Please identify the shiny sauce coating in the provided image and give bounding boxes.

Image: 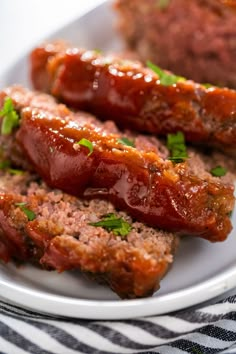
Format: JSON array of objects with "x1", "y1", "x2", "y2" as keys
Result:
[
  {"x1": 14, "y1": 103, "x2": 234, "y2": 242},
  {"x1": 31, "y1": 44, "x2": 236, "y2": 155}
]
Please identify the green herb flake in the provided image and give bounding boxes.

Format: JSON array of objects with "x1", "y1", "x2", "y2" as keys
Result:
[
  {"x1": 0, "y1": 160, "x2": 24, "y2": 175},
  {"x1": 147, "y1": 60, "x2": 186, "y2": 86},
  {"x1": 93, "y1": 48, "x2": 102, "y2": 54},
  {"x1": 90, "y1": 213, "x2": 132, "y2": 237},
  {"x1": 8, "y1": 168, "x2": 24, "y2": 175},
  {"x1": 210, "y1": 165, "x2": 227, "y2": 177},
  {"x1": 76, "y1": 138, "x2": 94, "y2": 156},
  {"x1": 0, "y1": 160, "x2": 11, "y2": 169},
  {"x1": 0, "y1": 97, "x2": 20, "y2": 135},
  {"x1": 202, "y1": 83, "x2": 213, "y2": 89},
  {"x1": 15, "y1": 202, "x2": 36, "y2": 221},
  {"x1": 157, "y1": 0, "x2": 170, "y2": 9},
  {"x1": 167, "y1": 131, "x2": 188, "y2": 163},
  {"x1": 117, "y1": 137, "x2": 135, "y2": 147}
]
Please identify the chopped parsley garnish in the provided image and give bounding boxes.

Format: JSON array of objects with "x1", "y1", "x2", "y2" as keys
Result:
[
  {"x1": 7, "y1": 168, "x2": 24, "y2": 175},
  {"x1": 90, "y1": 213, "x2": 132, "y2": 237},
  {"x1": 157, "y1": 0, "x2": 170, "y2": 9},
  {"x1": 210, "y1": 165, "x2": 227, "y2": 177},
  {"x1": 94, "y1": 48, "x2": 102, "y2": 54},
  {"x1": 117, "y1": 137, "x2": 135, "y2": 147},
  {"x1": 76, "y1": 138, "x2": 94, "y2": 156},
  {"x1": 0, "y1": 160, "x2": 10, "y2": 169},
  {"x1": 147, "y1": 60, "x2": 186, "y2": 86},
  {"x1": 15, "y1": 202, "x2": 36, "y2": 221},
  {"x1": 0, "y1": 97, "x2": 19, "y2": 135},
  {"x1": 202, "y1": 83, "x2": 213, "y2": 89},
  {"x1": 167, "y1": 132, "x2": 188, "y2": 163},
  {"x1": 0, "y1": 160, "x2": 24, "y2": 175}
]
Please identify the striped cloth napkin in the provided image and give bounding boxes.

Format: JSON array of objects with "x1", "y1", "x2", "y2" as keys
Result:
[{"x1": 1, "y1": 296, "x2": 236, "y2": 354}]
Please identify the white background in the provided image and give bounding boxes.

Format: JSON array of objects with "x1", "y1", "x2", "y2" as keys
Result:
[{"x1": 0, "y1": 0, "x2": 104, "y2": 73}]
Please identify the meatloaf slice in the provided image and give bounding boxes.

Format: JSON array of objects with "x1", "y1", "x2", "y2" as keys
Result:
[
  {"x1": 0, "y1": 169, "x2": 177, "y2": 299},
  {"x1": 0, "y1": 85, "x2": 235, "y2": 242},
  {"x1": 30, "y1": 42, "x2": 236, "y2": 155},
  {"x1": 114, "y1": 0, "x2": 236, "y2": 89}
]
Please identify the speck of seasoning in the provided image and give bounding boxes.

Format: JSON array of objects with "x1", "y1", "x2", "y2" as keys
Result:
[{"x1": 157, "y1": 0, "x2": 170, "y2": 10}]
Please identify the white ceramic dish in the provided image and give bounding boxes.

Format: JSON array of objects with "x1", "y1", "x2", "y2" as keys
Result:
[{"x1": 0, "y1": 0, "x2": 236, "y2": 320}]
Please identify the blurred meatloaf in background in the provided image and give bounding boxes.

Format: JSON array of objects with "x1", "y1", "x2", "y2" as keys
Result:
[{"x1": 114, "y1": 0, "x2": 236, "y2": 88}]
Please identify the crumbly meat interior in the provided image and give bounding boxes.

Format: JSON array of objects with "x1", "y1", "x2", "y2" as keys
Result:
[{"x1": 0, "y1": 170, "x2": 178, "y2": 299}]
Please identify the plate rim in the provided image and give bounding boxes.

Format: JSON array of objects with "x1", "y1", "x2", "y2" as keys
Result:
[
  {"x1": 1, "y1": 264, "x2": 236, "y2": 319},
  {"x1": 0, "y1": 0, "x2": 236, "y2": 320}
]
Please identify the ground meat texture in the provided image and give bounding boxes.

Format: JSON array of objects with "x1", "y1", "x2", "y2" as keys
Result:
[
  {"x1": 114, "y1": 0, "x2": 236, "y2": 89},
  {"x1": 0, "y1": 169, "x2": 178, "y2": 299},
  {"x1": 30, "y1": 43, "x2": 236, "y2": 156},
  {"x1": 0, "y1": 86, "x2": 234, "y2": 242}
]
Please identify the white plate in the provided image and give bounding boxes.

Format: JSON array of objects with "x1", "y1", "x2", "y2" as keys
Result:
[{"x1": 0, "y1": 0, "x2": 236, "y2": 320}]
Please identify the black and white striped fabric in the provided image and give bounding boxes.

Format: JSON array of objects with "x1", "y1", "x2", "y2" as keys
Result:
[{"x1": 1, "y1": 296, "x2": 236, "y2": 354}]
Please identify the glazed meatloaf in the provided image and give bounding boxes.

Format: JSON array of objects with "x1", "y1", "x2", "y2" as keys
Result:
[
  {"x1": 0, "y1": 169, "x2": 178, "y2": 298},
  {"x1": 30, "y1": 43, "x2": 236, "y2": 155},
  {"x1": 114, "y1": 0, "x2": 236, "y2": 88},
  {"x1": 0, "y1": 86, "x2": 234, "y2": 242}
]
